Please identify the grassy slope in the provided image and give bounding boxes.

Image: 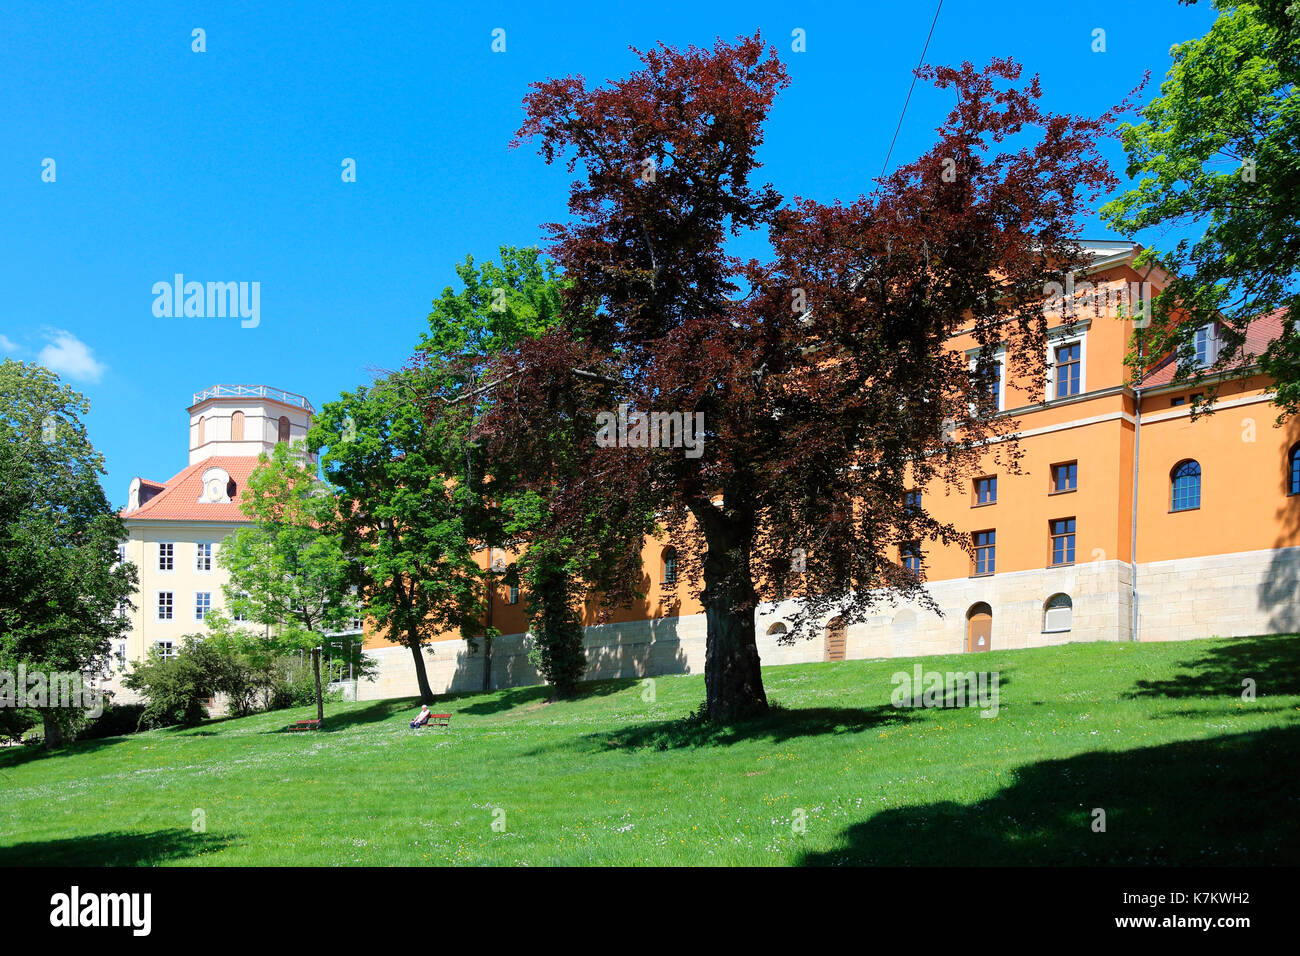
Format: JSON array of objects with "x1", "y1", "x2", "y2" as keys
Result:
[{"x1": 2, "y1": 635, "x2": 1298, "y2": 866}]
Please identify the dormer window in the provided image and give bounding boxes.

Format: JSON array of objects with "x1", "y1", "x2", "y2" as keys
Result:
[
  {"x1": 197, "y1": 467, "x2": 233, "y2": 504},
  {"x1": 1193, "y1": 324, "x2": 1219, "y2": 368}
]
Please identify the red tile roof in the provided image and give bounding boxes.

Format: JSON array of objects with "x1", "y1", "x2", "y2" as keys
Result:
[
  {"x1": 1140, "y1": 308, "x2": 1288, "y2": 389},
  {"x1": 121, "y1": 456, "x2": 262, "y2": 523}
]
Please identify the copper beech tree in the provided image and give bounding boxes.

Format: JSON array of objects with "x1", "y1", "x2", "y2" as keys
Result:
[{"x1": 471, "y1": 36, "x2": 1122, "y2": 721}]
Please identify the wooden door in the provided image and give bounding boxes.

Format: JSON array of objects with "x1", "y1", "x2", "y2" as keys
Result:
[
  {"x1": 966, "y1": 604, "x2": 992, "y2": 653},
  {"x1": 825, "y1": 618, "x2": 847, "y2": 661}
]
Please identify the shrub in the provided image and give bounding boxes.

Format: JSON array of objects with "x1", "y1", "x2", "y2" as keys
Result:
[
  {"x1": 79, "y1": 703, "x2": 148, "y2": 740},
  {"x1": 267, "y1": 656, "x2": 341, "y2": 711},
  {"x1": 123, "y1": 636, "x2": 223, "y2": 728},
  {"x1": 0, "y1": 707, "x2": 38, "y2": 744}
]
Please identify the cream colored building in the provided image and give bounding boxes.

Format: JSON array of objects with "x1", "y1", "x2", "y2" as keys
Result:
[{"x1": 107, "y1": 385, "x2": 355, "y2": 700}]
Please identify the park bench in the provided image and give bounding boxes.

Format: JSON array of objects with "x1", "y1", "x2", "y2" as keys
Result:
[
  {"x1": 287, "y1": 718, "x2": 322, "y2": 731},
  {"x1": 417, "y1": 713, "x2": 451, "y2": 731}
]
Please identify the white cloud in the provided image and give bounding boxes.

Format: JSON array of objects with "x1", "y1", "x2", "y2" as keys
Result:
[
  {"x1": 0, "y1": 333, "x2": 19, "y2": 354},
  {"x1": 38, "y1": 330, "x2": 107, "y2": 383}
]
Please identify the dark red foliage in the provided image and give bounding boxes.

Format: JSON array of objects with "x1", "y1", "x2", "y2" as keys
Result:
[{"x1": 478, "y1": 38, "x2": 1120, "y2": 720}]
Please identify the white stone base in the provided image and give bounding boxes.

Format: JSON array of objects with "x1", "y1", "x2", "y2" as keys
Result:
[
  {"x1": 359, "y1": 559, "x2": 1150, "y2": 700},
  {"x1": 275, "y1": 549, "x2": 1300, "y2": 703},
  {"x1": 1136, "y1": 546, "x2": 1300, "y2": 642}
]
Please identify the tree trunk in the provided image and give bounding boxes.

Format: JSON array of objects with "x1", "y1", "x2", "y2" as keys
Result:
[
  {"x1": 41, "y1": 711, "x2": 65, "y2": 749},
  {"x1": 481, "y1": 634, "x2": 494, "y2": 693},
  {"x1": 312, "y1": 647, "x2": 324, "y2": 724},
  {"x1": 698, "y1": 506, "x2": 768, "y2": 722},
  {"x1": 482, "y1": 573, "x2": 495, "y2": 693},
  {"x1": 407, "y1": 628, "x2": 436, "y2": 704}
]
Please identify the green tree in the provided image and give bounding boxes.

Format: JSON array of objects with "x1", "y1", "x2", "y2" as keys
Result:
[
  {"x1": 414, "y1": 247, "x2": 653, "y2": 697},
  {"x1": 217, "y1": 442, "x2": 359, "y2": 724},
  {"x1": 308, "y1": 370, "x2": 483, "y2": 704},
  {"x1": 0, "y1": 360, "x2": 136, "y2": 747},
  {"x1": 1102, "y1": 1, "x2": 1300, "y2": 414}
]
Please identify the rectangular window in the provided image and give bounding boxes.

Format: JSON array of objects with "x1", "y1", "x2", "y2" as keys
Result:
[
  {"x1": 988, "y1": 360, "x2": 1003, "y2": 411},
  {"x1": 902, "y1": 544, "x2": 922, "y2": 575},
  {"x1": 195, "y1": 592, "x2": 211, "y2": 620},
  {"x1": 157, "y1": 591, "x2": 173, "y2": 620},
  {"x1": 155, "y1": 640, "x2": 176, "y2": 660},
  {"x1": 158, "y1": 542, "x2": 174, "y2": 571},
  {"x1": 904, "y1": 491, "x2": 921, "y2": 515},
  {"x1": 975, "y1": 476, "x2": 997, "y2": 505},
  {"x1": 1170, "y1": 396, "x2": 1186, "y2": 407},
  {"x1": 350, "y1": 617, "x2": 363, "y2": 632},
  {"x1": 508, "y1": 585, "x2": 519, "y2": 605},
  {"x1": 1194, "y1": 325, "x2": 1218, "y2": 367},
  {"x1": 233, "y1": 592, "x2": 248, "y2": 623},
  {"x1": 116, "y1": 544, "x2": 127, "y2": 565},
  {"x1": 1051, "y1": 461, "x2": 1078, "y2": 493},
  {"x1": 971, "y1": 351, "x2": 1004, "y2": 412},
  {"x1": 1050, "y1": 518, "x2": 1077, "y2": 566},
  {"x1": 973, "y1": 530, "x2": 996, "y2": 575},
  {"x1": 196, "y1": 542, "x2": 213, "y2": 572},
  {"x1": 1054, "y1": 342, "x2": 1082, "y2": 398}
]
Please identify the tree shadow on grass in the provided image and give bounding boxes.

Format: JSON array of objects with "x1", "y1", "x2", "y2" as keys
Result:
[
  {"x1": 0, "y1": 829, "x2": 240, "y2": 867},
  {"x1": 1125, "y1": 633, "x2": 1300, "y2": 701},
  {"x1": 0, "y1": 737, "x2": 128, "y2": 773},
  {"x1": 575, "y1": 702, "x2": 916, "y2": 752},
  {"x1": 453, "y1": 677, "x2": 641, "y2": 716},
  {"x1": 453, "y1": 684, "x2": 555, "y2": 716},
  {"x1": 799, "y1": 724, "x2": 1300, "y2": 866},
  {"x1": 265, "y1": 698, "x2": 414, "y2": 734}
]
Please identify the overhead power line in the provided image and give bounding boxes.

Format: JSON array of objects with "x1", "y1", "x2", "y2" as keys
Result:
[{"x1": 879, "y1": 0, "x2": 945, "y2": 181}]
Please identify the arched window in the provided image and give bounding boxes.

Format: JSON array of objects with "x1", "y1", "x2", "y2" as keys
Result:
[
  {"x1": 1171, "y1": 459, "x2": 1201, "y2": 512},
  {"x1": 277, "y1": 416, "x2": 291, "y2": 444},
  {"x1": 765, "y1": 622, "x2": 788, "y2": 638},
  {"x1": 231, "y1": 410, "x2": 245, "y2": 442},
  {"x1": 196, "y1": 416, "x2": 206, "y2": 446},
  {"x1": 662, "y1": 547, "x2": 677, "y2": 586},
  {"x1": 1044, "y1": 593, "x2": 1073, "y2": 632},
  {"x1": 1289, "y1": 444, "x2": 1300, "y2": 496}
]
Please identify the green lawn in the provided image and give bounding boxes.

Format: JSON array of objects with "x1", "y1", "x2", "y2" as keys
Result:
[{"x1": 2, "y1": 634, "x2": 1298, "y2": 866}]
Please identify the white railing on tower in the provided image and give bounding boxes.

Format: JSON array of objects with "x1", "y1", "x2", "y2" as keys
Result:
[{"x1": 192, "y1": 384, "x2": 315, "y2": 413}]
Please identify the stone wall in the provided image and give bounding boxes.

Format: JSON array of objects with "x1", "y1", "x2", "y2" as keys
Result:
[
  {"x1": 358, "y1": 558, "x2": 1160, "y2": 701},
  {"x1": 1136, "y1": 546, "x2": 1300, "y2": 642},
  {"x1": 359, "y1": 613, "x2": 710, "y2": 701}
]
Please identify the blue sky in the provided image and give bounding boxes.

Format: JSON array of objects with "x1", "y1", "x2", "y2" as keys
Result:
[{"x1": 0, "y1": 0, "x2": 1218, "y2": 502}]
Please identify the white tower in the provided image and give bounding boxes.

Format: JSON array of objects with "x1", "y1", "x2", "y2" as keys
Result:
[{"x1": 186, "y1": 384, "x2": 317, "y2": 466}]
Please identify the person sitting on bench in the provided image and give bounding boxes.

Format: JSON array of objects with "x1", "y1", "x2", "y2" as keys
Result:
[{"x1": 410, "y1": 704, "x2": 431, "y2": 729}]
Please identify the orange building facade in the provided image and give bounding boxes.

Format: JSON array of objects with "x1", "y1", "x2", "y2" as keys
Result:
[{"x1": 359, "y1": 241, "x2": 1300, "y2": 699}]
